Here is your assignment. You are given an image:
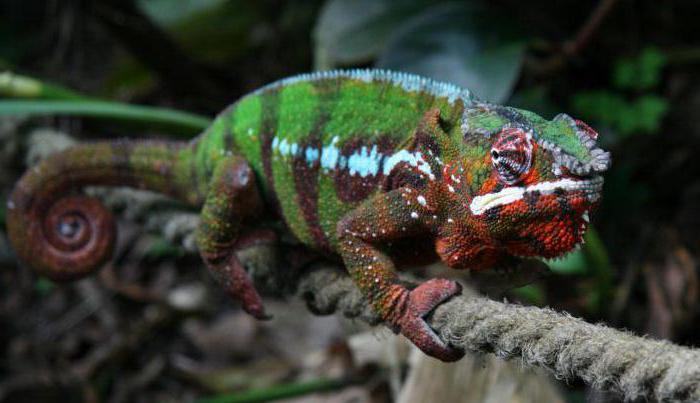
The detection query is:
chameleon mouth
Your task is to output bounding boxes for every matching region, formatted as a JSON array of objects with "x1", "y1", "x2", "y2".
[{"x1": 469, "y1": 176, "x2": 603, "y2": 216}]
